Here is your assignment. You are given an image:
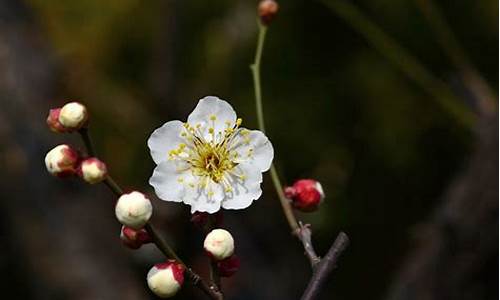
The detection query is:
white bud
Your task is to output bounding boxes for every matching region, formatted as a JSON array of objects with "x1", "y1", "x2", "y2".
[
  {"x1": 147, "y1": 262, "x2": 184, "y2": 298},
  {"x1": 58, "y1": 102, "x2": 88, "y2": 130},
  {"x1": 203, "y1": 229, "x2": 234, "y2": 260},
  {"x1": 44, "y1": 144, "x2": 79, "y2": 177},
  {"x1": 79, "y1": 158, "x2": 107, "y2": 184},
  {"x1": 115, "y1": 191, "x2": 152, "y2": 229}
]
